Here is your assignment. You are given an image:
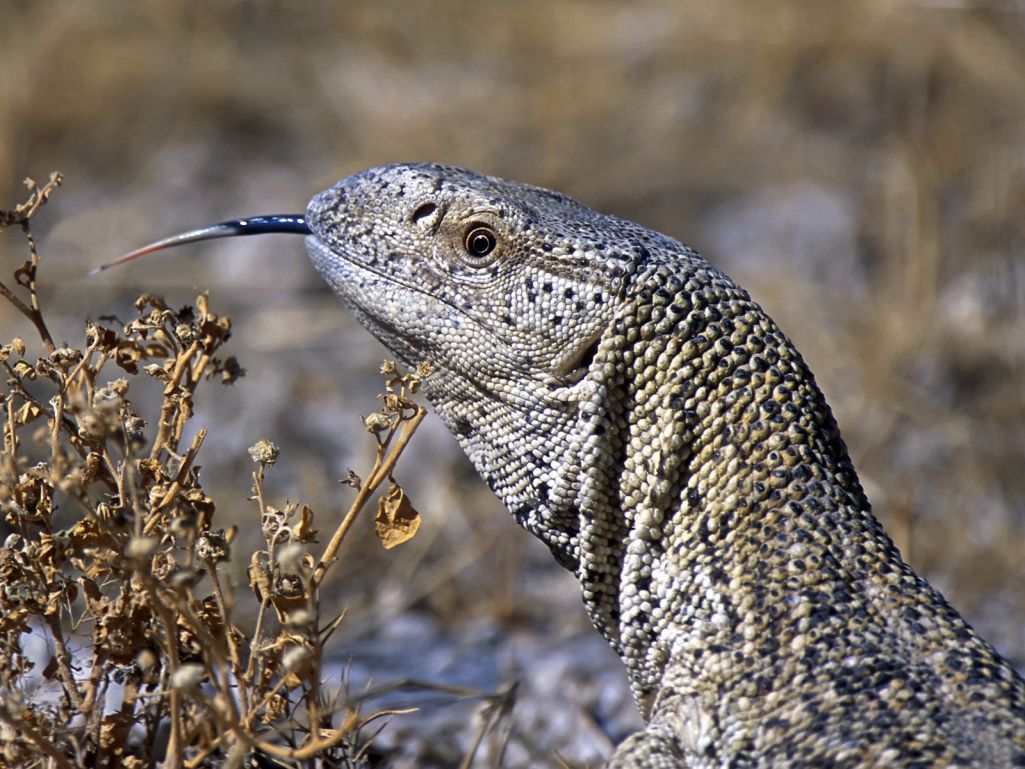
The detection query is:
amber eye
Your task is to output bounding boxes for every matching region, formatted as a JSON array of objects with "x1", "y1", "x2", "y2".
[{"x1": 464, "y1": 226, "x2": 497, "y2": 258}]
